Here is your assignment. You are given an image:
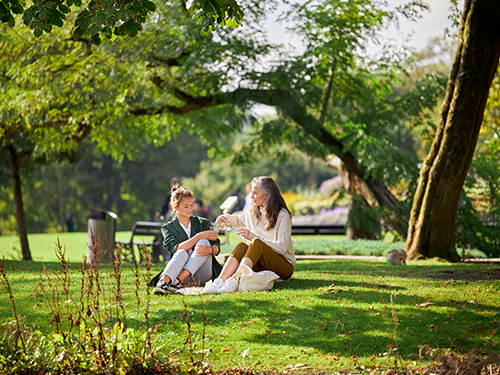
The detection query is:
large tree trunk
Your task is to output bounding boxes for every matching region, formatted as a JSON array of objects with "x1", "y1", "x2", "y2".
[
  {"x1": 9, "y1": 147, "x2": 32, "y2": 261},
  {"x1": 327, "y1": 156, "x2": 402, "y2": 239},
  {"x1": 406, "y1": 0, "x2": 500, "y2": 262}
]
